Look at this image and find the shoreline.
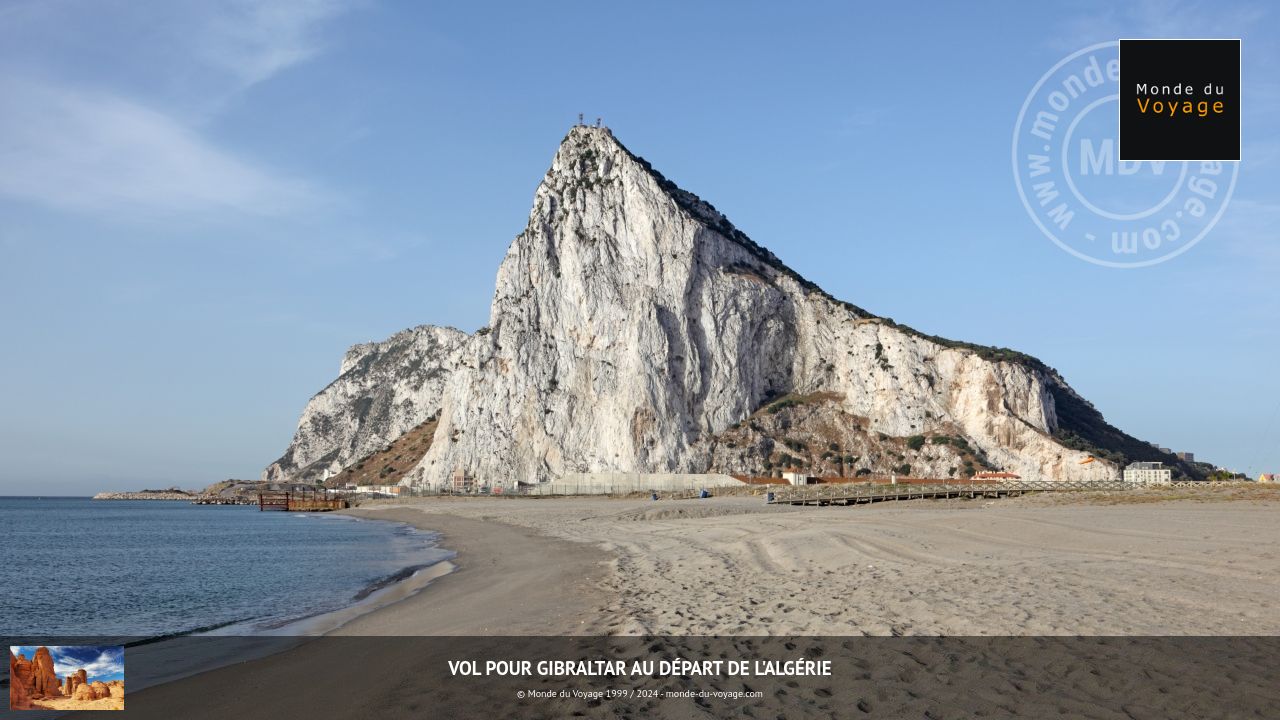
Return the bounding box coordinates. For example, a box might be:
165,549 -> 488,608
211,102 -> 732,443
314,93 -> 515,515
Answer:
323,506 -> 613,635
184,504 -> 611,638
119,490 -> 1280,718
201,512 -> 458,638
9,508 -> 475,706
121,504 -> 613,718
16,511 -> 469,705
138,487 -> 1280,645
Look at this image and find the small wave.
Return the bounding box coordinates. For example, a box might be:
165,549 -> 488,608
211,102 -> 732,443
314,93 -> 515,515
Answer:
352,563 -> 432,602
134,616 -> 262,645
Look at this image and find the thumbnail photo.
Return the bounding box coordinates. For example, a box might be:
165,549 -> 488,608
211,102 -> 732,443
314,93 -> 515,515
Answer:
9,646 -> 124,711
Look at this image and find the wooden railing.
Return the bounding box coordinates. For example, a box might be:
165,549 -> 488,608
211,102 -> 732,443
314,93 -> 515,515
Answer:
257,491 -> 349,512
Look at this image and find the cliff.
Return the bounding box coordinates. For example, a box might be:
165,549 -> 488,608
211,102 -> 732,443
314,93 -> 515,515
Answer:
264,325 -> 469,483
10,647 -> 64,706
265,126 -> 1199,487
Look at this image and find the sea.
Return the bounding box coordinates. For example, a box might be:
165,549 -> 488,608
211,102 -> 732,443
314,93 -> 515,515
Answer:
0,497 -> 451,638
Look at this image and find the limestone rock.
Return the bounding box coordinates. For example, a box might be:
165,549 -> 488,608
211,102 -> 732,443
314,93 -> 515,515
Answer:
263,325 -> 470,483
265,127 -> 1198,488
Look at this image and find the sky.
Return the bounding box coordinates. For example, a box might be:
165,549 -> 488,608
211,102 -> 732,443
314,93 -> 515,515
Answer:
0,0 -> 1276,495
11,645 -> 126,683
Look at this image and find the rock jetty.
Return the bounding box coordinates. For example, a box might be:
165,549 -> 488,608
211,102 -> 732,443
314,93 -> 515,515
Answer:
93,488 -> 193,500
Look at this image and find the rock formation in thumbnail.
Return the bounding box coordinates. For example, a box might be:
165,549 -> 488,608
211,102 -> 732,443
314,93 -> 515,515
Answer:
64,667 -> 87,697
10,647 -> 123,711
30,646 -> 62,698
9,650 -> 32,710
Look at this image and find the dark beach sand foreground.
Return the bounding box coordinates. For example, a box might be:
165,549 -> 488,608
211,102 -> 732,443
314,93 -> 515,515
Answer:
117,493 -> 1280,719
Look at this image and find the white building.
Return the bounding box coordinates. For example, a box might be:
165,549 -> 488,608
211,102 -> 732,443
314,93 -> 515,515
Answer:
781,470 -> 811,486
1123,462 -> 1172,486
355,484 -> 404,497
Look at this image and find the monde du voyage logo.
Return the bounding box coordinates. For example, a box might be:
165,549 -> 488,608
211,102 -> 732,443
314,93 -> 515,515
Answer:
1012,40 -> 1240,268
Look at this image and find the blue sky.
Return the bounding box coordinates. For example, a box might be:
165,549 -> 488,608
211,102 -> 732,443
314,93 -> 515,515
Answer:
11,645 -> 125,683
1,1 -> 1276,494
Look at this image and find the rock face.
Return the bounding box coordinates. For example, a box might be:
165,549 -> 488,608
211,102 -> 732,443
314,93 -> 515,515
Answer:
265,126 -> 1198,487
66,667 -> 87,697
10,649 -> 33,687
10,651 -> 32,710
264,325 -> 470,484
10,646 -> 64,706
65,674 -> 119,702
30,646 -> 61,698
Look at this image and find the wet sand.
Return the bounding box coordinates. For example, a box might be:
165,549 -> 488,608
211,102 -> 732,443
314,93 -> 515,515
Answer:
328,509 -> 612,635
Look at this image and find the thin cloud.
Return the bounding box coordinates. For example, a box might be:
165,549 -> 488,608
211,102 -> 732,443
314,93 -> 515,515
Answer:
0,0 -> 359,219
0,78 -> 316,217
50,646 -> 125,681
193,0 -> 360,89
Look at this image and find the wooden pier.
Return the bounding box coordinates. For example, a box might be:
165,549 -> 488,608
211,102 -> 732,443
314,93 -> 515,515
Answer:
257,490 -> 349,512
766,481 -> 1131,506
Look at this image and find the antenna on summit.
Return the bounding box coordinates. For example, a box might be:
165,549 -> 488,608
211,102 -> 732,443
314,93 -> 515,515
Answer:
595,117 -> 601,128
577,113 -> 584,126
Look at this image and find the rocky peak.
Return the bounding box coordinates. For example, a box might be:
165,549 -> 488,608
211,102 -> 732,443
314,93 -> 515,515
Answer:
265,126 -> 1204,488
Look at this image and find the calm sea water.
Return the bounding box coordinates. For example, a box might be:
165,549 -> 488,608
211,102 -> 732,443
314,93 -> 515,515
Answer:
0,497 -> 450,637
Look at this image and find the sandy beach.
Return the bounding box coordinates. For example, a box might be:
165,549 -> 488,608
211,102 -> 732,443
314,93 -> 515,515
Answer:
349,487 -> 1280,636
120,486 -> 1280,718
328,509 -> 613,635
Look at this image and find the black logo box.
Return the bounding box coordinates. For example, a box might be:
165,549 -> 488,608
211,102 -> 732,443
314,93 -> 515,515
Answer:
1119,39 -> 1241,161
